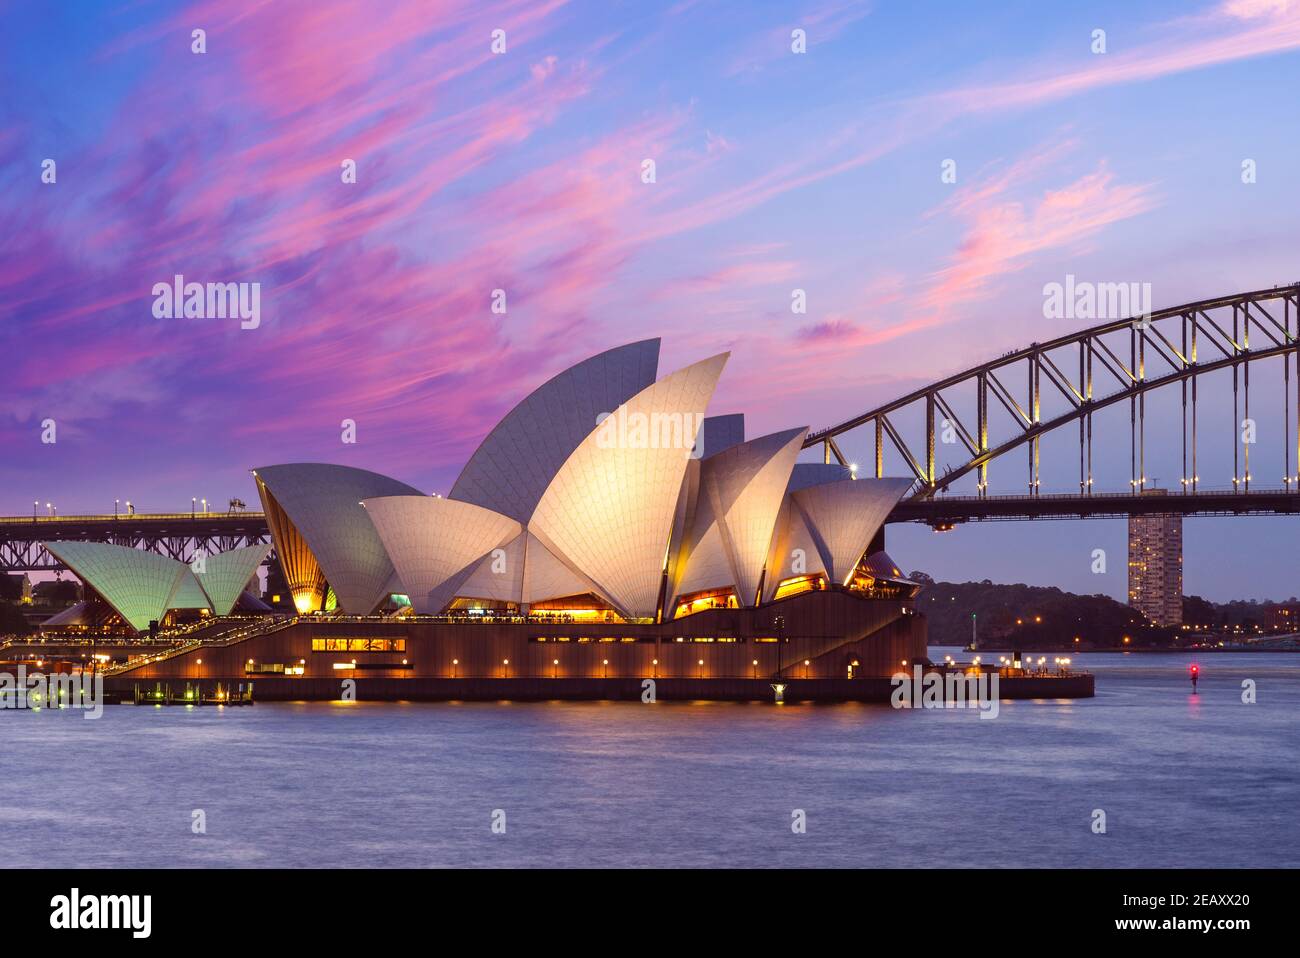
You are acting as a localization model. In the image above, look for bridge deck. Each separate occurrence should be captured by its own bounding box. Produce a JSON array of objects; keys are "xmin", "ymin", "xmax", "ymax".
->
[
  {"xmin": 0, "ymin": 512, "xmax": 267, "ymax": 528},
  {"xmin": 891, "ymin": 488, "xmax": 1300, "ymax": 523},
  {"xmin": 0, "ymin": 512, "xmax": 271, "ymax": 572},
  {"xmin": 3, "ymin": 489, "xmax": 1298, "ymax": 573}
]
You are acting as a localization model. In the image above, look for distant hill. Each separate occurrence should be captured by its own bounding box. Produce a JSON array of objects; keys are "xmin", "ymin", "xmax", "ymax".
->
[
  {"xmin": 914, "ymin": 577, "xmax": 1163, "ymax": 649},
  {"xmin": 912, "ymin": 574, "xmax": 1295, "ymax": 650}
]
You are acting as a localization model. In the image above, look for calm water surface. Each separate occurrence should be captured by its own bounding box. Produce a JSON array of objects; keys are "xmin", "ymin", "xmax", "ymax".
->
[{"xmin": 4, "ymin": 648, "xmax": 1297, "ymax": 867}]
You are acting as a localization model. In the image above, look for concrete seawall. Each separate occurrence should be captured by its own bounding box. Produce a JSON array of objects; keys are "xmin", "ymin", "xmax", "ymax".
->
[{"xmin": 104, "ymin": 673, "xmax": 1094, "ymax": 703}]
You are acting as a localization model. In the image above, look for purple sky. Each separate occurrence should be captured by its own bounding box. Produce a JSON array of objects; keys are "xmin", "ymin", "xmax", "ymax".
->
[{"xmin": 3, "ymin": 0, "xmax": 1299, "ymax": 600}]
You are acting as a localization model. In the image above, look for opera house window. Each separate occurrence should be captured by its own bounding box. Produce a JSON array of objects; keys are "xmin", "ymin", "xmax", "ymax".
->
[
  {"xmin": 772, "ymin": 574, "xmax": 826, "ymax": 601},
  {"xmin": 311, "ymin": 637, "xmax": 406, "ymax": 653}
]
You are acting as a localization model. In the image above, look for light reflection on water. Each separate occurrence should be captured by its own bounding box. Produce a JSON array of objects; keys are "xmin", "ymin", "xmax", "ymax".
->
[{"xmin": 3, "ymin": 647, "xmax": 1297, "ymax": 867}]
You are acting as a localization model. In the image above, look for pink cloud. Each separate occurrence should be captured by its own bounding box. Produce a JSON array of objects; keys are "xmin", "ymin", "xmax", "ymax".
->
[
  {"xmin": 725, "ymin": 0, "xmax": 872, "ymax": 76},
  {"xmin": 769, "ymin": 153, "xmax": 1156, "ymax": 384},
  {"xmin": 0, "ymin": 0, "xmax": 667, "ymax": 490},
  {"xmin": 919, "ymin": 162, "xmax": 1157, "ymax": 319},
  {"xmin": 1220, "ymin": 0, "xmax": 1296, "ymax": 20},
  {"xmin": 926, "ymin": 2, "xmax": 1300, "ymax": 115}
]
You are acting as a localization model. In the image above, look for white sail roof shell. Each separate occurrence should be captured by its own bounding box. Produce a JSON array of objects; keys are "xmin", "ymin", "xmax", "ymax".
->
[
  {"xmin": 170, "ymin": 570, "xmax": 212, "ymax": 610},
  {"xmin": 673, "ymin": 427, "xmax": 807, "ymax": 606},
  {"xmin": 252, "ymin": 463, "xmax": 423, "ymax": 614},
  {"xmin": 362, "ymin": 496, "xmax": 521, "ymax": 614},
  {"xmin": 44, "ymin": 540, "xmax": 187, "ymax": 632},
  {"xmin": 528, "ymin": 353, "xmax": 728, "ymax": 619},
  {"xmin": 861, "ymin": 549, "xmax": 912, "ymax": 583},
  {"xmin": 43, "ymin": 601, "xmax": 94, "ymax": 627},
  {"xmin": 448, "ymin": 530, "xmax": 609, "ymax": 607},
  {"xmin": 449, "ymin": 340, "xmax": 661, "ymax": 523},
  {"xmin": 661, "ymin": 458, "xmax": 701, "ymax": 602},
  {"xmin": 455, "ymin": 531, "xmax": 526, "ymax": 605},
  {"xmin": 673, "ymin": 521, "xmax": 733, "ymax": 603},
  {"xmin": 788, "ymin": 462, "xmax": 853, "ymax": 492},
  {"xmin": 761, "ymin": 497, "xmax": 822, "ymax": 601},
  {"xmin": 196, "ymin": 543, "xmax": 272, "ymax": 616},
  {"xmin": 521, "ymin": 532, "xmax": 609, "ymax": 605},
  {"xmin": 790, "ymin": 477, "xmax": 913, "ymax": 585},
  {"xmin": 761, "ymin": 461, "xmax": 854, "ymax": 600},
  {"xmin": 238, "ymin": 590, "xmax": 272, "ymax": 612}
]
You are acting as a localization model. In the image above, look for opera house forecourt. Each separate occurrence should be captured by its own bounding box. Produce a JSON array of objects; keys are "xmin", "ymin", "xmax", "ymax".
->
[{"xmin": 40, "ymin": 339, "xmax": 947, "ymax": 701}]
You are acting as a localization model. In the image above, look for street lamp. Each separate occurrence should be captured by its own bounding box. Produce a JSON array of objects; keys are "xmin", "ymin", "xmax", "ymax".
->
[
  {"xmin": 697, "ymin": 658, "xmax": 704, "ymax": 678},
  {"xmin": 33, "ymin": 501, "xmax": 38, "ymax": 519},
  {"xmin": 651, "ymin": 658, "xmax": 658, "ymax": 678},
  {"xmin": 752, "ymin": 658, "xmax": 758, "ymax": 678},
  {"xmin": 451, "ymin": 658, "xmax": 459, "ymax": 678},
  {"xmin": 503, "ymin": 658, "xmax": 509, "ymax": 679},
  {"xmin": 602, "ymin": 658, "xmax": 608, "ymax": 679},
  {"xmin": 114, "ymin": 499, "xmax": 120, "ymax": 517},
  {"xmin": 804, "ymin": 659, "xmax": 810, "ymax": 679},
  {"xmin": 774, "ymin": 614, "xmax": 786, "ymax": 679},
  {"xmin": 192, "ymin": 497, "xmax": 196, "ymax": 517},
  {"xmin": 552, "ymin": 658, "xmax": 559, "ymax": 679}
]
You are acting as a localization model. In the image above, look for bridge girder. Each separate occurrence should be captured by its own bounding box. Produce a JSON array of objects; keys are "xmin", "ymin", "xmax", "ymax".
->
[
  {"xmin": 0, "ymin": 516, "xmax": 271, "ymax": 573},
  {"xmin": 806, "ymin": 284, "xmax": 1300, "ymax": 504}
]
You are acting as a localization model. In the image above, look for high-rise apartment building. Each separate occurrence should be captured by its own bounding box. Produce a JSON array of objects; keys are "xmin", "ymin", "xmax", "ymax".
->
[{"xmin": 1128, "ymin": 488, "xmax": 1183, "ymax": 627}]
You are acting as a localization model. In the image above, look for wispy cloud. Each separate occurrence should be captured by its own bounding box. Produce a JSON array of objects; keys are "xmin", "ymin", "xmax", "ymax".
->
[
  {"xmin": 725, "ymin": 0, "xmax": 872, "ymax": 76},
  {"xmin": 923, "ymin": 1, "xmax": 1300, "ymax": 115},
  {"xmin": 918, "ymin": 161, "xmax": 1157, "ymax": 318},
  {"xmin": 784, "ymin": 146, "xmax": 1157, "ymax": 358}
]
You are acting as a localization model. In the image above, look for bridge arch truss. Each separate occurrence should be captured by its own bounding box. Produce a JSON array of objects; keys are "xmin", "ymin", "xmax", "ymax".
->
[{"xmin": 806, "ymin": 284, "xmax": 1300, "ymax": 503}]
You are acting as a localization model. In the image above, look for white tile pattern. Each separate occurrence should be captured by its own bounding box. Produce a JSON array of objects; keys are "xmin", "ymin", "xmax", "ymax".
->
[
  {"xmin": 362, "ymin": 495, "xmax": 521, "ymax": 613},
  {"xmin": 449, "ymin": 340, "xmax": 660, "ymax": 522},
  {"xmin": 196, "ymin": 543, "xmax": 273, "ymax": 616},
  {"xmin": 252, "ymin": 463, "xmax": 423, "ymax": 614},
  {"xmin": 170, "ymin": 570, "xmax": 211, "ymax": 610},
  {"xmin": 529, "ymin": 353, "xmax": 728, "ymax": 618},
  {"xmin": 520, "ymin": 531, "xmax": 608, "ymax": 606},
  {"xmin": 44, "ymin": 540, "xmax": 188, "ymax": 632},
  {"xmin": 456, "ymin": 531, "xmax": 526, "ymax": 604},
  {"xmin": 761, "ymin": 494, "xmax": 825, "ymax": 601},
  {"xmin": 860, "ymin": 549, "xmax": 910, "ymax": 582},
  {"xmin": 43, "ymin": 601, "xmax": 92, "ymax": 627},
  {"xmin": 790, "ymin": 477, "xmax": 913, "ymax": 585},
  {"xmin": 787, "ymin": 462, "xmax": 853, "ymax": 492},
  {"xmin": 674, "ymin": 427, "xmax": 807, "ymax": 606}
]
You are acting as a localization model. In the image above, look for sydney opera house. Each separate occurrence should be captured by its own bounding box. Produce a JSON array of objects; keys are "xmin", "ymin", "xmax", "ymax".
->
[{"xmin": 41, "ymin": 340, "xmax": 927, "ymax": 694}]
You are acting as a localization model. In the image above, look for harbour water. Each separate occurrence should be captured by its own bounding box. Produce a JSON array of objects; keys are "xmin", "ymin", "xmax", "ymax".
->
[{"xmin": 3, "ymin": 648, "xmax": 1297, "ymax": 868}]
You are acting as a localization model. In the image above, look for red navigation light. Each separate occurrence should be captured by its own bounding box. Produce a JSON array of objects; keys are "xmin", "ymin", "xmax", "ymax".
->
[{"xmin": 1189, "ymin": 664, "xmax": 1200, "ymax": 675}]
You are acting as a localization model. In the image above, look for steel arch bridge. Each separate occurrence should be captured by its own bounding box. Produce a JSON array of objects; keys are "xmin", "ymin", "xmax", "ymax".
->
[
  {"xmin": 805, "ymin": 283, "xmax": 1300, "ymax": 524},
  {"xmin": 0, "ymin": 513, "xmax": 271, "ymax": 574},
  {"xmin": 4, "ymin": 283, "xmax": 1299, "ymax": 573}
]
